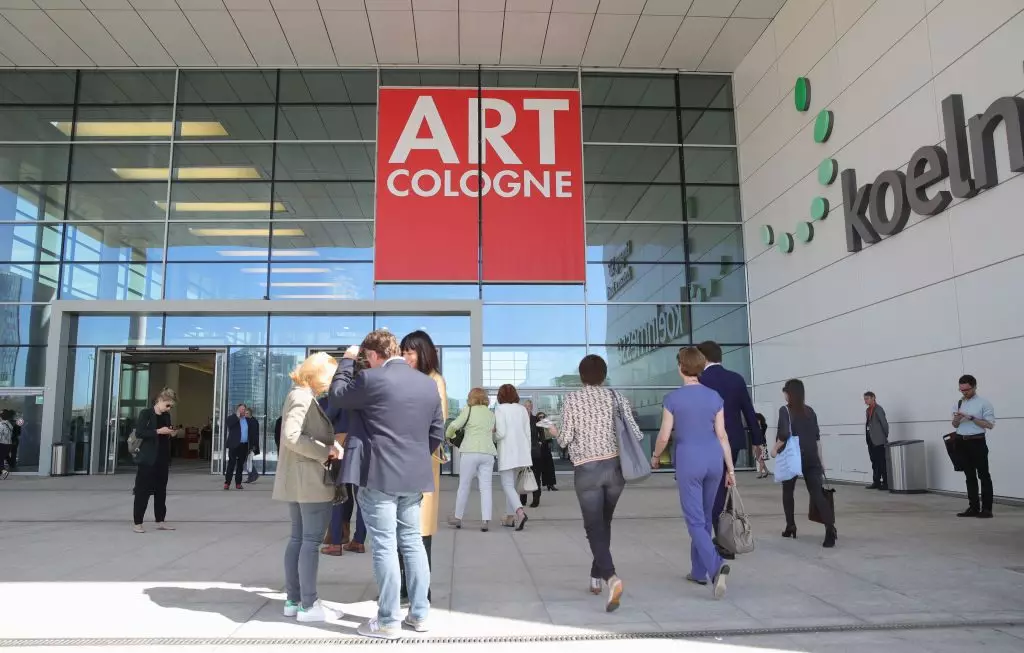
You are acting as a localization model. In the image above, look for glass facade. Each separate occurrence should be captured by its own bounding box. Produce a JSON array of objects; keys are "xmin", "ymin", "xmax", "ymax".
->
[{"xmin": 0, "ymin": 68, "xmax": 748, "ymax": 474}]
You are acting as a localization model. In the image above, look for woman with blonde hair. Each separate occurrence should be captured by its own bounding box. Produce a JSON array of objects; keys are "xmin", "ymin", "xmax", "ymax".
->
[
  {"xmin": 273, "ymin": 352, "xmax": 341, "ymax": 623},
  {"xmin": 132, "ymin": 387, "xmax": 177, "ymax": 533},
  {"xmin": 446, "ymin": 387, "xmax": 497, "ymax": 531},
  {"xmin": 494, "ymin": 384, "xmax": 532, "ymax": 530}
]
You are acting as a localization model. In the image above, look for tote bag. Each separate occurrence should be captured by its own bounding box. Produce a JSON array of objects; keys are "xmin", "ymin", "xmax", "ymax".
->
[
  {"xmin": 773, "ymin": 407, "xmax": 803, "ymax": 483},
  {"xmin": 611, "ymin": 390, "xmax": 651, "ymax": 484},
  {"xmin": 516, "ymin": 467, "xmax": 538, "ymax": 494},
  {"xmin": 718, "ymin": 486, "xmax": 756, "ymax": 555}
]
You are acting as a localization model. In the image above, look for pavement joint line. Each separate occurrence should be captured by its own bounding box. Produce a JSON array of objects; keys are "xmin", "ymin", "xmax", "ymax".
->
[{"xmin": 3, "ymin": 619, "xmax": 1023, "ymax": 647}]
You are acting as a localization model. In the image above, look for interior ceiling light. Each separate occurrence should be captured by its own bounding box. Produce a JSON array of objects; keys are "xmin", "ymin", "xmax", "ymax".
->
[
  {"xmin": 240, "ymin": 267, "xmax": 328, "ymax": 274},
  {"xmin": 155, "ymin": 201, "xmax": 287, "ymax": 213},
  {"xmin": 217, "ymin": 250, "xmax": 319, "ymax": 258},
  {"xmin": 276, "ymin": 294, "xmax": 355, "ymax": 300},
  {"xmin": 261, "ymin": 282, "xmax": 335, "ymax": 288},
  {"xmin": 189, "ymin": 227, "xmax": 304, "ymax": 237},
  {"xmin": 113, "ymin": 167, "xmax": 262, "ymax": 181},
  {"xmin": 51, "ymin": 121, "xmax": 228, "ymax": 138}
]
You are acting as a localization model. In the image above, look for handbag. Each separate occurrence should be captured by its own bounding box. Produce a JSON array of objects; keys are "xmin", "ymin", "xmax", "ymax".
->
[
  {"xmin": 809, "ymin": 474, "xmax": 836, "ymax": 525},
  {"xmin": 773, "ymin": 407, "xmax": 803, "ymax": 483},
  {"xmin": 246, "ymin": 452, "xmax": 259, "ymax": 483},
  {"xmin": 944, "ymin": 399, "xmax": 966, "ymax": 472},
  {"xmin": 611, "ymin": 390, "xmax": 651, "ymax": 484},
  {"xmin": 717, "ymin": 486, "xmax": 756, "ymax": 555},
  {"xmin": 451, "ymin": 406, "xmax": 473, "ymax": 449},
  {"xmin": 322, "ymin": 458, "xmax": 349, "ymax": 505},
  {"xmin": 516, "ymin": 467, "xmax": 538, "ymax": 494}
]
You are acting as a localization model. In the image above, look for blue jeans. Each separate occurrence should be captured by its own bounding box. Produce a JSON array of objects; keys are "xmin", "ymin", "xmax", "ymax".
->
[
  {"xmin": 285, "ymin": 501, "xmax": 332, "ymax": 609},
  {"xmin": 358, "ymin": 488, "xmax": 430, "ymax": 626}
]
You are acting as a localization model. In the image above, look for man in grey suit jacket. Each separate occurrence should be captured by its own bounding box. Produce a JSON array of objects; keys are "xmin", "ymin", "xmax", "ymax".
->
[
  {"xmin": 328, "ymin": 329, "xmax": 444, "ymax": 640},
  {"xmin": 864, "ymin": 391, "xmax": 890, "ymax": 490}
]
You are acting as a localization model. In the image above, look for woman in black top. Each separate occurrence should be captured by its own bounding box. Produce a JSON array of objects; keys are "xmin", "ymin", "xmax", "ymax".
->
[
  {"xmin": 133, "ymin": 388, "xmax": 177, "ymax": 533},
  {"xmin": 773, "ymin": 379, "xmax": 837, "ymax": 548}
]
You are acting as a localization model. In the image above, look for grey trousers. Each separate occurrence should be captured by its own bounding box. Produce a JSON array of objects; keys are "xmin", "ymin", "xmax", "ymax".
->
[{"xmin": 285, "ymin": 501, "xmax": 332, "ymax": 609}]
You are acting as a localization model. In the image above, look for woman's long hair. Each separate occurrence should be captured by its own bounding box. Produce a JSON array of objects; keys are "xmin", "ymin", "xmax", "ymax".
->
[
  {"xmin": 783, "ymin": 378, "xmax": 807, "ymax": 416},
  {"xmin": 400, "ymin": 330, "xmax": 440, "ymax": 376}
]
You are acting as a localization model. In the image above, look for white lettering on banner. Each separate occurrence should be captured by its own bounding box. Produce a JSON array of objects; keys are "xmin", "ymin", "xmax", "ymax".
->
[
  {"xmin": 387, "ymin": 168, "xmax": 573, "ymax": 199},
  {"xmin": 616, "ymin": 305, "xmax": 687, "ymax": 366},
  {"xmin": 390, "ymin": 96, "xmax": 458, "ymax": 164}
]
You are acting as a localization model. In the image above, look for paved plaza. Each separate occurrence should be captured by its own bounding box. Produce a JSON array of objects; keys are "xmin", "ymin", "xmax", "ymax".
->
[{"xmin": 1, "ymin": 470, "xmax": 1023, "ymax": 652}]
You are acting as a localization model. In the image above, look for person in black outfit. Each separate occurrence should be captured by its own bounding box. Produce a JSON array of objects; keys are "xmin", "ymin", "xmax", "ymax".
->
[
  {"xmin": 274, "ymin": 415, "xmax": 282, "ymax": 451},
  {"xmin": 537, "ymin": 411, "xmax": 558, "ymax": 492},
  {"xmin": 773, "ymin": 379, "xmax": 837, "ymax": 548},
  {"xmin": 224, "ymin": 403, "xmax": 258, "ymax": 490},
  {"xmin": 133, "ymin": 388, "xmax": 177, "ymax": 533}
]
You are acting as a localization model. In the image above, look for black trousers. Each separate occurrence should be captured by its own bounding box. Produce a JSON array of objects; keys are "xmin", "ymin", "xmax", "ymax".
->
[
  {"xmin": 134, "ymin": 462, "xmax": 169, "ymax": 525},
  {"xmin": 783, "ymin": 461, "xmax": 834, "ymax": 529},
  {"xmin": 519, "ymin": 458, "xmax": 543, "ymax": 506},
  {"xmin": 575, "ymin": 458, "xmax": 625, "ymax": 581},
  {"xmin": 961, "ymin": 437, "xmax": 993, "ymax": 511},
  {"xmin": 399, "ymin": 535, "xmax": 431, "ymax": 601},
  {"xmin": 224, "ymin": 443, "xmax": 249, "ymax": 485},
  {"xmin": 867, "ymin": 435, "xmax": 887, "ymax": 486}
]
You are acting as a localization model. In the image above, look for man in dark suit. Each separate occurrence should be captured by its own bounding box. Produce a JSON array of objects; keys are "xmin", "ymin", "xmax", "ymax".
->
[
  {"xmin": 223, "ymin": 403, "xmax": 258, "ymax": 490},
  {"xmin": 697, "ymin": 341, "xmax": 759, "ymax": 561},
  {"xmin": 863, "ymin": 391, "xmax": 890, "ymax": 490},
  {"xmin": 328, "ymin": 329, "xmax": 444, "ymax": 640}
]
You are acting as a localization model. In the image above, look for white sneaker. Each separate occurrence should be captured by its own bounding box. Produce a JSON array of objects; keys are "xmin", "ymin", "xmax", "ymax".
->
[
  {"xmin": 132, "ymin": 524, "xmax": 145, "ymax": 534},
  {"xmin": 283, "ymin": 600, "xmax": 299, "ymax": 618},
  {"xmin": 358, "ymin": 617, "xmax": 401, "ymax": 640},
  {"xmin": 403, "ymin": 615, "xmax": 429, "ymax": 633},
  {"xmin": 606, "ymin": 576, "xmax": 623, "ymax": 612},
  {"xmin": 589, "ymin": 578, "xmax": 602, "ymax": 595},
  {"xmin": 296, "ymin": 600, "xmax": 341, "ymax": 623}
]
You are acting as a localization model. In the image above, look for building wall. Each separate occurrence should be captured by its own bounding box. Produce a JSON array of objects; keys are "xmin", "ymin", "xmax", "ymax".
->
[{"xmin": 736, "ymin": 0, "xmax": 1024, "ymax": 499}]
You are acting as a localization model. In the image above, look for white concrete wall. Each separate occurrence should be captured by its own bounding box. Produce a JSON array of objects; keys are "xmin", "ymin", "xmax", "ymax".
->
[{"xmin": 736, "ymin": 0, "xmax": 1024, "ymax": 499}]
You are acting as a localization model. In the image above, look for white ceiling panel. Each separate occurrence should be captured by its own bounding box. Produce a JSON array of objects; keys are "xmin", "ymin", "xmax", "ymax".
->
[
  {"xmin": 733, "ymin": 0, "xmax": 787, "ymax": 19},
  {"xmin": 0, "ymin": 2, "xmax": 38, "ymax": 9},
  {"xmin": 36, "ymin": 1, "xmax": 87, "ymax": 9},
  {"xmin": 460, "ymin": 10, "xmax": 502, "ymax": 64},
  {"xmin": 185, "ymin": 10, "xmax": 256, "ymax": 66},
  {"xmin": 413, "ymin": 0, "xmax": 457, "ymax": 9},
  {"xmin": 318, "ymin": 0, "xmax": 368, "ymax": 8},
  {"xmin": 365, "ymin": 0, "xmax": 411, "ymax": 9},
  {"xmin": 45, "ymin": 9, "xmax": 135, "ymax": 66},
  {"xmin": 597, "ymin": 0, "xmax": 645, "ymax": 13},
  {"xmin": 689, "ymin": 0, "xmax": 740, "ymax": 17},
  {"xmin": 323, "ymin": 10, "xmax": 377, "ymax": 65},
  {"xmin": 620, "ymin": 14, "xmax": 682, "ymax": 67},
  {"xmin": 457, "ymin": 0, "xmax": 503, "ymax": 10},
  {"xmin": 93, "ymin": 10, "xmax": 174, "ymax": 66},
  {"xmin": 368, "ymin": 11, "xmax": 417, "ymax": 63},
  {"xmin": 552, "ymin": 0, "xmax": 599, "ymax": 12},
  {"xmin": 0, "ymin": 15, "xmax": 52, "ymax": 65},
  {"xmin": 224, "ymin": 0, "xmax": 272, "ymax": 9},
  {"xmin": 231, "ymin": 10, "xmax": 296, "ymax": 66},
  {"xmin": 661, "ymin": 15, "xmax": 723, "ymax": 69},
  {"xmin": 270, "ymin": 0, "xmax": 318, "ymax": 9},
  {"xmin": 698, "ymin": 16, "xmax": 768, "ymax": 71},
  {"xmin": 581, "ymin": 12, "xmax": 637, "ymax": 67},
  {"xmin": 1, "ymin": 9, "xmax": 91, "ymax": 65},
  {"xmin": 129, "ymin": 0, "xmax": 180, "ymax": 9},
  {"xmin": 177, "ymin": 0, "xmax": 229, "ymax": 9},
  {"xmin": 500, "ymin": 11, "xmax": 547, "ymax": 65},
  {"xmin": 541, "ymin": 12, "xmax": 593, "ymax": 65},
  {"xmin": 508, "ymin": 0, "xmax": 551, "ymax": 11},
  {"xmin": 415, "ymin": 10, "xmax": 459, "ymax": 64},
  {"xmin": 84, "ymin": 1, "xmax": 133, "ymax": 8},
  {"xmin": 643, "ymin": 0, "xmax": 692, "ymax": 15},
  {"xmin": 139, "ymin": 10, "xmax": 215, "ymax": 66},
  {"xmin": 277, "ymin": 11, "xmax": 336, "ymax": 66}
]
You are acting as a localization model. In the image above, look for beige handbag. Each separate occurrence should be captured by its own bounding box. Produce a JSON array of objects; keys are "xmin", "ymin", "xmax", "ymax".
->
[{"xmin": 718, "ymin": 486, "xmax": 755, "ymax": 555}]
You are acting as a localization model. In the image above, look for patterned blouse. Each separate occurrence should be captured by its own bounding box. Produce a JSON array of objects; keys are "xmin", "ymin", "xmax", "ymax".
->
[{"xmin": 557, "ymin": 385, "xmax": 643, "ymax": 467}]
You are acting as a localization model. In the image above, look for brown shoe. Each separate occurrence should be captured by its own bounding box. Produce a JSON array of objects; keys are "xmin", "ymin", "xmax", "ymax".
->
[
  {"xmin": 320, "ymin": 544, "xmax": 343, "ymax": 556},
  {"xmin": 343, "ymin": 541, "xmax": 365, "ymax": 554}
]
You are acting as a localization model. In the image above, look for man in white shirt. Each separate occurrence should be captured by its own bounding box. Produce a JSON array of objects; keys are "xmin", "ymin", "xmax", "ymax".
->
[{"xmin": 952, "ymin": 374, "xmax": 996, "ymax": 518}]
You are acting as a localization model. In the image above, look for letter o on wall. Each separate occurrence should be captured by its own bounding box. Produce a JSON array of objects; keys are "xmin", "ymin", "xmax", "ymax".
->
[{"xmin": 868, "ymin": 169, "xmax": 911, "ymax": 237}]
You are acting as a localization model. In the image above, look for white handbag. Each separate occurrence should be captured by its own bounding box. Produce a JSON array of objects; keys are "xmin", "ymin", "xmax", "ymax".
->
[
  {"xmin": 718, "ymin": 486, "xmax": 755, "ymax": 555},
  {"xmin": 515, "ymin": 467, "xmax": 538, "ymax": 494}
]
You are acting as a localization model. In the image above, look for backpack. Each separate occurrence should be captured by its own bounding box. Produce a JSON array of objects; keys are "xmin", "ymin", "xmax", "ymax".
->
[{"xmin": 126, "ymin": 429, "xmax": 142, "ymax": 459}]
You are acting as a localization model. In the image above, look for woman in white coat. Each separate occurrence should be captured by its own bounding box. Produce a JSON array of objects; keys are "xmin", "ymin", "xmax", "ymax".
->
[{"xmin": 494, "ymin": 384, "xmax": 533, "ymax": 530}]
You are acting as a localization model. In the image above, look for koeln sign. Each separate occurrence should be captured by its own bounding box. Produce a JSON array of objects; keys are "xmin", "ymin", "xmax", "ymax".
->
[{"xmin": 375, "ymin": 87, "xmax": 586, "ymax": 283}]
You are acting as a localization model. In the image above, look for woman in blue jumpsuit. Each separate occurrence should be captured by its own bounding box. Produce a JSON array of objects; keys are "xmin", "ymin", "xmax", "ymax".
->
[{"xmin": 652, "ymin": 347, "xmax": 737, "ymax": 599}]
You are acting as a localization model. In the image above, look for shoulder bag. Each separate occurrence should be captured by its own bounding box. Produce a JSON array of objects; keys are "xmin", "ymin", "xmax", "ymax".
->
[
  {"xmin": 611, "ymin": 390, "xmax": 651, "ymax": 484},
  {"xmin": 773, "ymin": 406, "xmax": 802, "ymax": 483},
  {"xmin": 718, "ymin": 486, "xmax": 755, "ymax": 555},
  {"xmin": 809, "ymin": 473, "xmax": 836, "ymax": 525},
  {"xmin": 451, "ymin": 406, "xmax": 473, "ymax": 449},
  {"xmin": 944, "ymin": 399, "xmax": 966, "ymax": 471}
]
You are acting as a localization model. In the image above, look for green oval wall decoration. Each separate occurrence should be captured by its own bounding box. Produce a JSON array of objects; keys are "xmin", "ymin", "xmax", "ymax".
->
[
  {"xmin": 796, "ymin": 221, "xmax": 814, "ymax": 243},
  {"xmin": 818, "ymin": 158, "xmax": 837, "ymax": 185},
  {"xmin": 761, "ymin": 224, "xmax": 775, "ymax": 246},
  {"xmin": 794, "ymin": 77, "xmax": 811, "ymax": 112},
  {"xmin": 811, "ymin": 196, "xmax": 829, "ymax": 221},
  {"xmin": 777, "ymin": 232, "xmax": 794, "ymax": 254},
  {"xmin": 814, "ymin": 110, "xmax": 834, "ymax": 143}
]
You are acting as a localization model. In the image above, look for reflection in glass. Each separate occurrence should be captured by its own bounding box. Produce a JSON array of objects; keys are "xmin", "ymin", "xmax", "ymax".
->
[
  {"xmin": 721, "ymin": 345, "xmax": 751, "ymax": 385},
  {"xmin": 685, "ymin": 185, "xmax": 741, "ymax": 223},
  {"xmin": 375, "ymin": 284, "xmax": 480, "ymax": 300},
  {"xmin": 586, "ymin": 223, "xmax": 685, "ymax": 262},
  {"xmin": 482, "ymin": 284, "xmax": 584, "ymax": 302},
  {"xmin": 591, "ymin": 345, "xmax": 684, "ymax": 387},
  {"xmin": 690, "ymin": 304, "xmax": 749, "ymax": 345},
  {"xmin": 173, "ymin": 144, "xmax": 273, "ymax": 180},
  {"xmin": 164, "ymin": 262, "xmax": 267, "ymax": 300},
  {"xmin": 176, "ymin": 105, "xmax": 275, "ymax": 140},
  {"xmin": 169, "ymin": 182, "xmax": 273, "ymax": 220},
  {"xmin": 483, "ymin": 305, "xmax": 586, "ymax": 345},
  {"xmin": 77, "ymin": 71, "xmax": 176, "ymax": 104},
  {"xmin": 269, "ymin": 315, "xmax": 374, "ymax": 346},
  {"xmin": 278, "ymin": 70, "xmax": 377, "ymax": 103},
  {"xmin": 581, "ymin": 74, "xmax": 675, "ymax": 107},
  {"xmin": 686, "ymin": 263, "xmax": 747, "ymax": 303},
  {"xmin": 0, "ymin": 71, "xmax": 76, "ymax": 104},
  {"xmin": 681, "ymin": 110, "xmax": 736, "ymax": 145},
  {"xmin": 67, "ymin": 183, "xmax": 168, "ymax": 221},
  {"xmin": 274, "ymin": 144, "xmax": 375, "ymax": 181},
  {"xmin": 683, "ymin": 147, "xmax": 739, "ymax": 185},
  {"xmin": 272, "ymin": 182, "xmax": 374, "ymax": 220},
  {"xmin": 166, "ymin": 222, "xmax": 269, "ymax": 261},
  {"xmin": 587, "ymin": 304, "xmax": 690, "ymax": 348},
  {"xmin": 177, "ymin": 71, "xmax": 277, "ymax": 104},
  {"xmin": 0, "ymin": 145, "xmax": 69, "ymax": 182},
  {"xmin": 483, "ymin": 346, "xmax": 587, "ymax": 388},
  {"xmin": 482, "ymin": 70, "xmax": 578, "ymax": 89},
  {"xmin": 0, "ymin": 107, "xmax": 74, "ymax": 141},
  {"xmin": 71, "ymin": 106, "xmax": 175, "ymax": 140},
  {"xmin": 226, "ymin": 348, "xmax": 269, "ymax": 446},
  {"xmin": 271, "ymin": 221, "xmax": 373, "ymax": 260},
  {"xmin": 0, "ymin": 345, "xmax": 46, "ymax": 387},
  {"xmin": 164, "ymin": 315, "xmax": 268, "ymax": 346},
  {"xmin": 584, "ymin": 145, "xmax": 679, "ymax": 183},
  {"xmin": 679, "ymin": 75, "xmax": 733, "ymax": 110},
  {"xmin": 687, "ymin": 224, "xmax": 744, "ymax": 264},
  {"xmin": 65, "ymin": 347, "xmax": 95, "ymax": 473},
  {"xmin": 264, "ymin": 347, "xmax": 307, "ymax": 473},
  {"xmin": 278, "ymin": 105, "xmax": 376, "ymax": 140},
  {"xmin": 582, "ymin": 108, "xmax": 677, "ymax": 143},
  {"xmin": 440, "ymin": 346, "xmax": 471, "ymax": 415},
  {"xmin": 0, "ymin": 222, "xmax": 62, "ymax": 262},
  {"xmin": 586, "ymin": 262, "xmax": 686, "ymax": 303},
  {"xmin": 71, "ymin": 144, "xmax": 170, "ymax": 182},
  {"xmin": 584, "ymin": 183, "xmax": 682, "ymax": 222},
  {"xmin": 267, "ymin": 263, "xmax": 373, "ymax": 300},
  {"xmin": 0, "ymin": 303, "xmax": 50, "ymax": 346},
  {"xmin": 0, "ymin": 183, "xmax": 65, "ymax": 222},
  {"xmin": 0, "ymin": 262, "xmax": 59, "ymax": 302},
  {"xmin": 60, "ymin": 262, "xmax": 162, "ymax": 300},
  {"xmin": 374, "ymin": 315, "xmax": 470, "ymax": 346},
  {"xmin": 0, "ymin": 390, "xmax": 45, "ymax": 471},
  {"xmin": 63, "ymin": 222, "xmax": 164, "ymax": 263},
  {"xmin": 74, "ymin": 314, "xmax": 164, "ymax": 346}
]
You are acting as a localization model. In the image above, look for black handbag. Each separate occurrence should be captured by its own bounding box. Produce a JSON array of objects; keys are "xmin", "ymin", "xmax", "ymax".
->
[
  {"xmin": 809, "ymin": 474, "xmax": 835, "ymax": 525},
  {"xmin": 451, "ymin": 406, "xmax": 473, "ymax": 449},
  {"xmin": 322, "ymin": 458, "xmax": 349, "ymax": 505}
]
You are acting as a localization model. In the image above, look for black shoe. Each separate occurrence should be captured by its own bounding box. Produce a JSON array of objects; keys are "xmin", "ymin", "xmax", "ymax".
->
[
  {"xmin": 529, "ymin": 501, "xmax": 540, "ymax": 508},
  {"xmin": 549, "ymin": 486, "xmax": 559, "ymax": 492},
  {"xmin": 878, "ymin": 485, "xmax": 889, "ymax": 491},
  {"xmin": 782, "ymin": 525, "xmax": 797, "ymax": 539},
  {"xmin": 866, "ymin": 483, "xmax": 880, "ymax": 490},
  {"xmin": 978, "ymin": 510, "xmax": 994, "ymax": 519},
  {"xmin": 957, "ymin": 507, "xmax": 981, "ymax": 517},
  {"xmin": 823, "ymin": 527, "xmax": 837, "ymax": 548},
  {"xmin": 715, "ymin": 544, "xmax": 735, "ymax": 560}
]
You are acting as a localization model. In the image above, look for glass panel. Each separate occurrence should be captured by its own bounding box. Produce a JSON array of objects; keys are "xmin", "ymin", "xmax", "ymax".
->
[
  {"xmin": 586, "ymin": 223, "xmax": 685, "ymax": 262},
  {"xmin": 380, "ymin": 69, "xmax": 478, "ymax": 87},
  {"xmin": 678, "ymin": 75, "xmax": 733, "ymax": 110},
  {"xmin": 440, "ymin": 345, "xmax": 471, "ymax": 411},
  {"xmin": 681, "ymin": 110, "xmax": 736, "ymax": 145},
  {"xmin": 0, "ymin": 390, "xmax": 44, "ymax": 472},
  {"xmin": 164, "ymin": 262, "xmax": 267, "ymax": 300},
  {"xmin": 375, "ymin": 284, "xmax": 480, "ymax": 300},
  {"xmin": 169, "ymin": 182, "xmax": 273, "ymax": 219},
  {"xmin": 74, "ymin": 315, "xmax": 164, "ymax": 346},
  {"xmin": 0, "ymin": 262, "xmax": 59, "ymax": 301},
  {"xmin": 278, "ymin": 70, "xmax": 377, "ymax": 104},
  {"xmin": 687, "ymin": 224, "xmax": 744, "ymax": 264},
  {"xmin": 274, "ymin": 144, "xmax": 375, "ymax": 181},
  {"xmin": 176, "ymin": 105, "xmax": 276, "ymax": 141},
  {"xmin": 593, "ymin": 345, "xmax": 684, "ymax": 387},
  {"xmin": 0, "ymin": 107, "xmax": 74, "ymax": 141},
  {"xmin": 267, "ymin": 262, "xmax": 373, "ymax": 300},
  {"xmin": 587, "ymin": 304, "xmax": 689, "ymax": 348},
  {"xmin": 373, "ymin": 315, "xmax": 470, "ymax": 346},
  {"xmin": 0, "ymin": 183, "xmax": 65, "ymax": 221},
  {"xmin": 0, "ymin": 71, "xmax": 76, "ymax": 104},
  {"xmin": 586, "ymin": 262, "xmax": 686, "ymax": 303},
  {"xmin": 686, "ymin": 263, "xmax": 747, "ymax": 303},
  {"xmin": 172, "ymin": 144, "xmax": 273, "ymax": 179},
  {"xmin": 60, "ymin": 262, "xmax": 162, "ymax": 300},
  {"xmin": 584, "ymin": 183, "xmax": 682, "ymax": 222},
  {"xmin": 483, "ymin": 346, "xmax": 587, "ymax": 387},
  {"xmin": 65, "ymin": 347, "xmax": 95, "ymax": 473},
  {"xmin": 0, "ymin": 346, "xmax": 46, "ymax": 386},
  {"xmin": 277, "ymin": 105, "xmax": 376, "ymax": 140},
  {"xmin": 177, "ymin": 71, "xmax": 278, "ymax": 104},
  {"xmin": 481, "ymin": 70, "xmax": 578, "ymax": 88},
  {"xmin": 70, "ymin": 143, "xmax": 170, "ymax": 182},
  {"xmin": 66, "ymin": 182, "xmax": 167, "ymax": 221},
  {"xmin": 721, "ymin": 345, "xmax": 751, "ymax": 385},
  {"xmin": 582, "ymin": 107, "xmax": 678, "ymax": 143},
  {"xmin": 166, "ymin": 221, "xmax": 269, "ymax": 261},
  {"xmin": 0, "ymin": 145, "xmax": 69, "ymax": 182},
  {"xmin": 483, "ymin": 305, "xmax": 586, "ymax": 345},
  {"xmin": 0, "ymin": 304, "xmax": 50, "ymax": 346},
  {"xmin": 63, "ymin": 221, "xmax": 164, "ymax": 267},
  {"xmin": 0, "ymin": 222, "xmax": 62, "ymax": 262},
  {"xmin": 165, "ymin": 315, "xmax": 268, "ymax": 346},
  {"xmin": 77, "ymin": 71, "xmax": 176, "ymax": 104},
  {"xmin": 273, "ymin": 182, "xmax": 374, "ymax": 220},
  {"xmin": 264, "ymin": 346, "xmax": 306, "ymax": 473},
  {"xmin": 72, "ymin": 106, "xmax": 175, "ymax": 140},
  {"xmin": 482, "ymin": 284, "xmax": 584, "ymax": 302},
  {"xmin": 269, "ymin": 315, "xmax": 374, "ymax": 346},
  {"xmin": 605, "ymin": 387, "xmax": 673, "ymax": 466},
  {"xmin": 581, "ymin": 74, "xmax": 675, "ymax": 107},
  {"xmin": 683, "ymin": 147, "xmax": 739, "ymax": 185},
  {"xmin": 690, "ymin": 304, "xmax": 749, "ymax": 345},
  {"xmin": 584, "ymin": 145, "xmax": 679, "ymax": 183},
  {"xmin": 226, "ymin": 348, "xmax": 268, "ymax": 443},
  {"xmin": 270, "ymin": 221, "xmax": 373, "ymax": 260},
  {"xmin": 686, "ymin": 185, "xmax": 741, "ymax": 223}
]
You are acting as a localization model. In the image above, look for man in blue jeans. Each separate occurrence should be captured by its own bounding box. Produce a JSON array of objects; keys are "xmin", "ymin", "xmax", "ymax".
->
[{"xmin": 329, "ymin": 330, "xmax": 444, "ymax": 640}]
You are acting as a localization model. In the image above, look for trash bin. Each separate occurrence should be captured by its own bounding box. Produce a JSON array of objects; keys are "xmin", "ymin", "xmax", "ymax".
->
[
  {"xmin": 50, "ymin": 443, "xmax": 68, "ymax": 477},
  {"xmin": 886, "ymin": 439, "xmax": 927, "ymax": 493}
]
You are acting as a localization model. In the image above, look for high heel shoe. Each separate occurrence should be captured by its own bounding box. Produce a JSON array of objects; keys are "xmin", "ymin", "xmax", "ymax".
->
[
  {"xmin": 782, "ymin": 525, "xmax": 797, "ymax": 538},
  {"xmin": 823, "ymin": 526, "xmax": 837, "ymax": 548}
]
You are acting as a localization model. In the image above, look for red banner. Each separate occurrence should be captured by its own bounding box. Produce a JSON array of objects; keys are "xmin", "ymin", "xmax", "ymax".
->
[{"xmin": 374, "ymin": 87, "xmax": 585, "ymax": 283}]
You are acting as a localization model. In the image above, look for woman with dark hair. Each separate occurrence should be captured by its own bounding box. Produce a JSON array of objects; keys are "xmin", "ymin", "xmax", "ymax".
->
[
  {"xmin": 773, "ymin": 379, "xmax": 837, "ymax": 547},
  {"xmin": 133, "ymin": 388, "xmax": 178, "ymax": 533},
  {"xmin": 754, "ymin": 412, "xmax": 769, "ymax": 478},
  {"xmin": 494, "ymin": 384, "xmax": 532, "ymax": 530},
  {"xmin": 399, "ymin": 330, "xmax": 448, "ymax": 601}
]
